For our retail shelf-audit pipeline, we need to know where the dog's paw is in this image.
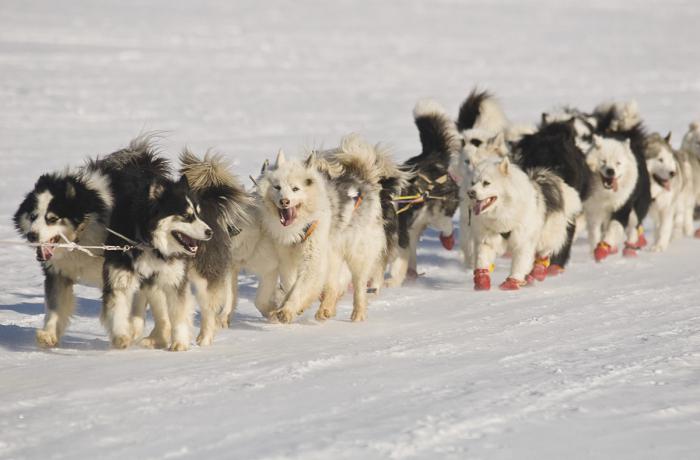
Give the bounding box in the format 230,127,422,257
35,329,58,348
169,341,189,352
140,332,169,349
650,244,666,253
196,332,214,347
315,307,334,322
111,335,131,350
215,314,231,329
275,308,295,324
350,308,366,322
384,277,403,288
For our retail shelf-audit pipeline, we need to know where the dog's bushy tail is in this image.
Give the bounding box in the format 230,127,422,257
413,99,462,159
456,88,508,133
180,149,253,227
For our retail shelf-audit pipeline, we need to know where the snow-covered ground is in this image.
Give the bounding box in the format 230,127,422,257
1,0,700,458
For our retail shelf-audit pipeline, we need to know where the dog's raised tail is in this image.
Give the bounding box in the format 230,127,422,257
413,99,461,158
456,88,508,133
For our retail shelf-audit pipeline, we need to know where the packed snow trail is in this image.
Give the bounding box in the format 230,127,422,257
1,0,700,459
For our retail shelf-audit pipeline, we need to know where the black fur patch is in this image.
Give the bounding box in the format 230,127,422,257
529,169,564,216
516,121,591,201
457,89,491,132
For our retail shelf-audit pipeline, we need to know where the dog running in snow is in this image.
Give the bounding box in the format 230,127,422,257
467,157,581,290
14,151,118,347
99,138,212,351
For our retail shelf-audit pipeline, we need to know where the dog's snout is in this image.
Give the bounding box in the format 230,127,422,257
204,228,213,239
604,167,615,177
26,231,38,243
279,198,290,207
467,190,477,200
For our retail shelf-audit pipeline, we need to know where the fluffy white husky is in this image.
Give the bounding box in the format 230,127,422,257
257,150,333,323
583,135,641,258
680,121,700,237
645,133,695,251
311,134,392,322
467,157,581,290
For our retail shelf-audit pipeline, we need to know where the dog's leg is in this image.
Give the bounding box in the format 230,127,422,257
219,265,240,328
386,245,410,287
254,269,279,320
129,289,148,341
459,208,474,269
167,282,194,352
584,206,604,251
349,256,375,322
192,273,221,347
102,265,139,349
36,272,75,348
140,286,171,349
473,233,501,290
315,248,343,321
276,242,327,324
651,206,674,252
508,234,536,284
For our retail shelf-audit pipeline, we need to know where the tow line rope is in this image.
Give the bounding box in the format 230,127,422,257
0,228,148,257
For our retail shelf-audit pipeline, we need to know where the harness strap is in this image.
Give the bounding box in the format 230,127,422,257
301,220,318,242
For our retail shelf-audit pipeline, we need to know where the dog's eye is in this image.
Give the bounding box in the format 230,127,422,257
273,185,281,191
470,139,483,147
464,159,471,166
483,181,490,187
658,158,664,163
29,212,38,221
182,213,195,222
46,215,59,225
292,186,300,192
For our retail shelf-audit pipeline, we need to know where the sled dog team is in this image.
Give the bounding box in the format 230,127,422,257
13,88,700,350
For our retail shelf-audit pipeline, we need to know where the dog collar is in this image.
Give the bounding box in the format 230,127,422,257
300,220,318,242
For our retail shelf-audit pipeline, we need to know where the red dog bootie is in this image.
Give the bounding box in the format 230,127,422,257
594,242,612,262
473,268,491,291
622,242,638,257
637,226,648,247
440,232,455,250
695,228,700,239
529,256,550,282
547,264,565,276
499,277,527,291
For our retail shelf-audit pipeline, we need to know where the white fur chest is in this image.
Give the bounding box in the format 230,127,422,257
134,251,187,288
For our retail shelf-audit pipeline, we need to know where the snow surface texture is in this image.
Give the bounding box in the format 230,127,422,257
1,0,700,459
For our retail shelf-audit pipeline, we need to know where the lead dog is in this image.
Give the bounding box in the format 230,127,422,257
14,153,116,347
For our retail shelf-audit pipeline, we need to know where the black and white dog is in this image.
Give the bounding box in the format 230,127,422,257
386,100,461,287
14,157,115,347
99,138,212,351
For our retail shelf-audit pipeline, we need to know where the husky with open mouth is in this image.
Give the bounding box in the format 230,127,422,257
99,140,212,351
257,150,333,323
467,157,581,291
645,132,695,251
14,159,115,347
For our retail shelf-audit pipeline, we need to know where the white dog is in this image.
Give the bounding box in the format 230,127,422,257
467,157,581,290
680,121,700,237
583,135,641,259
257,150,333,323
645,133,694,251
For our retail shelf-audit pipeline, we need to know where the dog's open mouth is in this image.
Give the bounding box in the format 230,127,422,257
601,174,619,192
36,235,61,262
172,231,200,255
653,174,672,191
473,196,497,216
278,206,298,227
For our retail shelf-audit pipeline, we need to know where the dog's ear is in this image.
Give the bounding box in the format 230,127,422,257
624,138,631,150
498,157,510,176
690,121,699,131
65,182,76,199
585,150,598,170
274,149,286,168
664,132,672,144
541,112,549,125
149,182,165,201
260,158,270,175
592,134,603,148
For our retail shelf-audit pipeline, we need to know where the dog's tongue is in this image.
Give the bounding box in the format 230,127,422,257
662,179,671,191
180,233,198,252
37,245,55,261
472,199,488,216
279,207,296,227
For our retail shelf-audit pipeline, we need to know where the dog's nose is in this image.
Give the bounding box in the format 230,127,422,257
669,171,676,178
26,231,38,243
605,167,615,177
279,198,290,207
467,190,477,200
204,228,213,239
